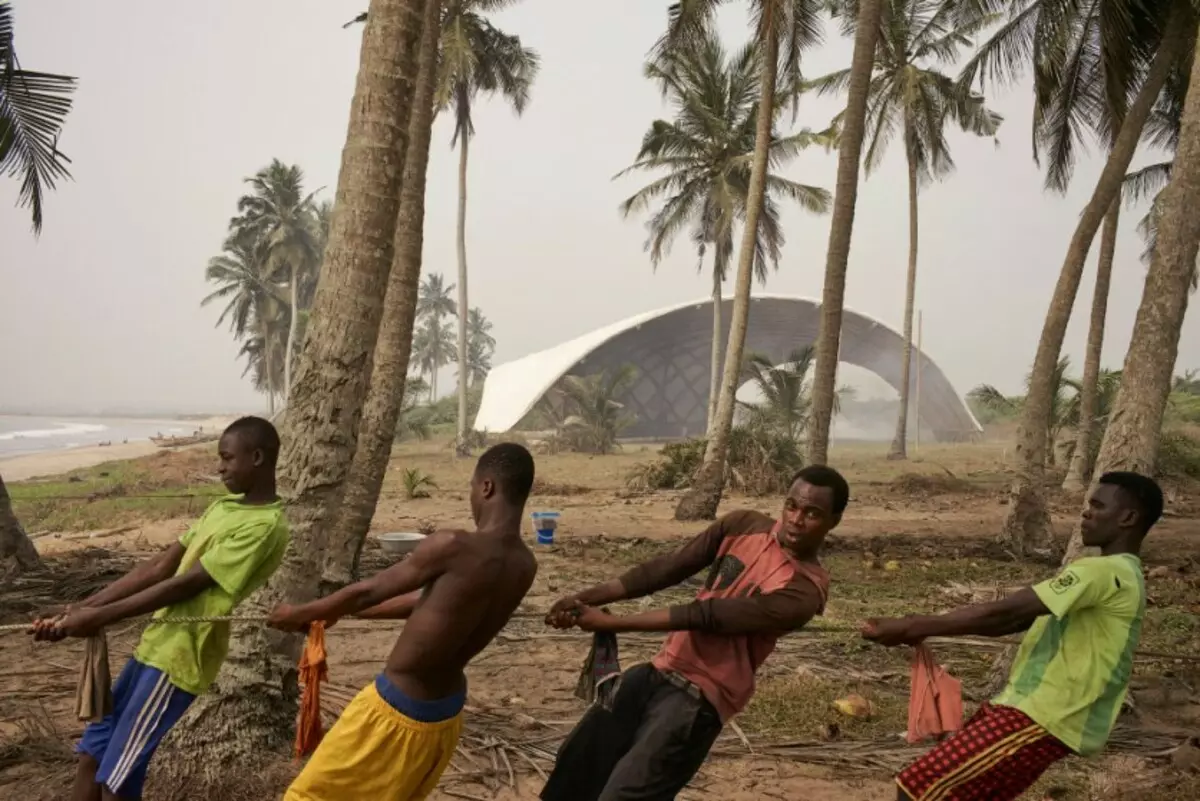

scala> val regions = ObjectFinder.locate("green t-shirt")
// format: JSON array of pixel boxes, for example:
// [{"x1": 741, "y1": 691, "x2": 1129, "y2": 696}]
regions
[
  {"x1": 993, "y1": 553, "x2": 1145, "y2": 756},
  {"x1": 134, "y1": 496, "x2": 290, "y2": 695}
]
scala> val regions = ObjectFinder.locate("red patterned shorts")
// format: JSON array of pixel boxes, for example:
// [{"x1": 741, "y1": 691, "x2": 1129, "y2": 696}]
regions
[{"x1": 897, "y1": 703, "x2": 1071, "y2": 801}]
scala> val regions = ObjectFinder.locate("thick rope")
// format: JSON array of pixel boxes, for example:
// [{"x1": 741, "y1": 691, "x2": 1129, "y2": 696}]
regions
[{"x1": 5, "y1": 616, "x2": 1200, "y2": 663}]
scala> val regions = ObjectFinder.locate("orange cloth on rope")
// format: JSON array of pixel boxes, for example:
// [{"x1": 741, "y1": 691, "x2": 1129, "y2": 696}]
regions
[
  {"x1": 907, "y1": 644, "x2": 963, "y2": 744},
  {"x1": 294, "y1": 621, "x2": 328, "y2": 760}
]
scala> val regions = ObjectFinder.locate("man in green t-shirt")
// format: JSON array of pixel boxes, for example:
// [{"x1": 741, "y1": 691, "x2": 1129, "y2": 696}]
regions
[
  {"x1": 862, "y1": 471, "x2": 1162, "y2": 801},
  {"x1": 30, "y1": 416, "x2": 290, "y2": 801}
]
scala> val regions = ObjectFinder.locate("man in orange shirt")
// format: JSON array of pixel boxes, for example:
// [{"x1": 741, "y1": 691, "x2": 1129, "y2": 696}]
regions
[{"x1": 542, "y1": 465, "x2": 849, "y2": 801}]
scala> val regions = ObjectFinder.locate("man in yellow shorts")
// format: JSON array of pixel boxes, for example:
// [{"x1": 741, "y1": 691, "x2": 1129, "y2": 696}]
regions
[{"x1": 268, "y1": 443, "x2": 538, "y2": 801}]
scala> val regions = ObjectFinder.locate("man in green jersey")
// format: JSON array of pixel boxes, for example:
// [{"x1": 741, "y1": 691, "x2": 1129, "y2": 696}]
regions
[
  {"x1": 863, "y1": 471, "x2": 1162, "y2": 801},
  {"x1": 30, "y1": 416, "x2": 290, "y2": 801}
]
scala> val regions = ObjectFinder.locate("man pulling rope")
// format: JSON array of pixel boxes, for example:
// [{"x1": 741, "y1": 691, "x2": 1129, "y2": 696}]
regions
[
  {"x1": 864, "y1": 472, "x2": 1164, "y2": 801},
  {"x1": 29, "y1": 417, "x2": 289, "y2": 801}
]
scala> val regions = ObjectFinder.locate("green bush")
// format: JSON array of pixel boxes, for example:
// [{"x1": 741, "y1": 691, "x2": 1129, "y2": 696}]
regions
[
  {"x1": 1158, "y1": 430, "x2": 1200, "y2": 480},
  {"x1": 626, "y1": 427, "x2": 804, "y2": 496},
  {"x1": 401, "y1": 468, "x2": 438, "y2": 499}
]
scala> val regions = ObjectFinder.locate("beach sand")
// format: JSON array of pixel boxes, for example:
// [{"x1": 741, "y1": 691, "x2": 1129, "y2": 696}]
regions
[
  {"x1": 0, "y1": 415, "x2": 234, "y2": 481},
  {"x1": 0, "y1": 441, "x2": 162, "y2": 481}
]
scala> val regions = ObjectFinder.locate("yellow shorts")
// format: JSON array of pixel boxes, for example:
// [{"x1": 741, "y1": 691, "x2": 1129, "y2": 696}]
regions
[{"x1": 284, "y1": 681, "x2": 463, "y2": 801}]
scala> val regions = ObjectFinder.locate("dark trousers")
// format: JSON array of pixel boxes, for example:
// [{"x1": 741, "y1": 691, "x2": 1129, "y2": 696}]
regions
[{"x1": 540, "y1": 664, "x2": 723, "y2": 801}]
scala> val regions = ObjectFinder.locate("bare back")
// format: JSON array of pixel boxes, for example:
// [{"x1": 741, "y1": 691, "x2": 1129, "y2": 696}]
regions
[{"x1": 384, "y1": 527, "x2": 536, "y2": 700}]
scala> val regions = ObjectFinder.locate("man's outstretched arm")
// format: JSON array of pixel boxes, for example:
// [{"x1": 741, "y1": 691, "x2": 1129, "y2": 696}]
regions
[
  {"x1": 863, "y1": 588, "x2": 1050, "y2": 647},
  {"x1": 569, "y1": 576, "x2": 823, "y2": 635},
  {"x1": 547, "y1": 512, "x2": 761, "y2": 626},
  {"x1": 269, "y1": 532, "x2": 459, "y2": 630},
  {"x1": 354, "y1": 591, "x2": 423, "y2": 620}
]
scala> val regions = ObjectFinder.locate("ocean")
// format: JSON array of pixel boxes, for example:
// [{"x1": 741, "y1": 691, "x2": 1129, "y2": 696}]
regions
[{"x1": 0, "y1": 415, "x2": 196, "y2": 459}]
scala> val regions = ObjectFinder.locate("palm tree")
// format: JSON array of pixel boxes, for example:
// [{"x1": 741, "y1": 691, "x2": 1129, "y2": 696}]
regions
[
  {"x1": 553, "y1": 365, "x2": 640, "y2": 454},
  {"x1": 663, "y1": 0, "x2": 830, "y2": 521},
  {"x1": 232, "y1": 159, "x2": 321, "y2": 403},
  {"x1": 956, "y1": 0, "x2": 1196, "y2": 551},
  {"x1": 328, "y1": 0, "x2": 444, "y2": 592},
  {"x1": 808, "y1": 0, "x2": 1001, "y2": 461},
  {"x1": 739, "y1": 348, "x2": 818, "y2": 442},
  {"x1": 412, "y1": 315, "x2": 457, "y2": 400},
  {"x1": 466, "y1": 307, "x2": 495, "y2": 385},
  {"x1": 805, "y1": 0, "x2": 885, "y2": 467},
  {"x1": 417, "y1": 271, "x2": 457, "y2": 321},
  {"x1": 201, "y1": 230, "x2": 287, "y2": 412},
  {"x1": 1, "y1": 2, "x2": 74, "y2": 575},
  {"x1": 438, "y1": 0, "x2": 539, "y2": 455},
  {"x1": 0, "y1": 2, "x2": 75, "y2": 234},
  {"x1": 618, "y1": 30, "x2": 832, "y2": 436},
  {"x1": 415, "y1": 271, "x2": 456, "y2": 399},
  {"x1": 1065, "y1": 42, "x2": 1200, "y2": 562},
  {"x1": 158, "y1": 0, "x2": 429, "y2": 779}
]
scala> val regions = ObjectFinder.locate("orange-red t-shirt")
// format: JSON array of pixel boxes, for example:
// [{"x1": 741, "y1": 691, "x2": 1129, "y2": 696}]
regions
[{"x1": 618, "y1": 510, "x2": 829, "y2": 721}]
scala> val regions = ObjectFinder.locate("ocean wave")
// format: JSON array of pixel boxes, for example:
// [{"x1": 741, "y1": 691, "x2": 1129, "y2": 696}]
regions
[{"x1": 0, "y1": 422, "x2": 108, "y2": 442}]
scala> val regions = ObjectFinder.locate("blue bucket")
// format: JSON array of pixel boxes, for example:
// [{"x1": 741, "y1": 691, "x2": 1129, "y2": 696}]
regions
[{"x1": 531, "y1": 511, "x2": 560, "y2": 545}]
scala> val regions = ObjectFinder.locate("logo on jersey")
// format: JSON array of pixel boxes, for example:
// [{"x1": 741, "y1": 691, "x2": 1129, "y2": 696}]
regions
[{"x1": 1048, "y1": 570, "x2": 1080, "y2": 595}]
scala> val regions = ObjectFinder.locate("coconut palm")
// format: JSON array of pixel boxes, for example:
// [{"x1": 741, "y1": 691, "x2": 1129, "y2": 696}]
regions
[
  {"x1": 739, "y1": 348, "x2": 818, "y2": 442},
  {"x1": 417, "y1": 271, "x2": 457, "y2": 321},
  {"x1": 466, "y1": 307, "x2": 495, "y2": 385},
  {"x1": 808, "y1": 0, "x2": 1000, "y2": 461},
  {"x1": 160, "y1": 0, "x2": 429, "y2": 779},
  {"x1": 329, "y1": 0, "x2": 444, "y2": 592},
  {"x1": 955, "y1": 0, "x2": 1197, "y2": 551},
  {"x1": 618, "y1": 30, "x2": 832, "y2": 437},
  {"x1": 1065, "y1": 43, "x2": 1200, "y2": 562},
  {"x1": 1, "y1": 2, "x2": 74, "y2": 575},
  {"x1": 232, "y1": 159, "x2": 321, "y2": 403},
  {"x1": 553, "y1": 364, "x2": 640, "y2": 454},
  {"x1": 805, "y1": 0, "x2": 885, "y2": 466},
  {"x1": 0, "y1": 2, "x2": 75, "y2": 234},
  {"x1": 438, "y1": 0, "x2": 539, "y2": 454},
  {"x1": 201, "y1": 230, "x2": 288, "y2": 412},
  {"x1": 661, "y1": 0, "x2": 833, "y2": 521},
  {"x1": 412, "y1": 315, "x2": 457, "y2": 400}
]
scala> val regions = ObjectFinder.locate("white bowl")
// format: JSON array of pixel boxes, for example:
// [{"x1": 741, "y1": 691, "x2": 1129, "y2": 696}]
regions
[{"x1": 377, "y1": 532, "x2": 426, "y2": 556}]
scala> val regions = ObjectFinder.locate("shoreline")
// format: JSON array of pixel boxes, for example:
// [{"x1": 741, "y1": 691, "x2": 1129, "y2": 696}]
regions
[
  {"x1": 0, "y1": 415, "x2": 234, "y2": 482},
  {"x1": 0, "y1": 441, "x2": 163, "y2": 482}
]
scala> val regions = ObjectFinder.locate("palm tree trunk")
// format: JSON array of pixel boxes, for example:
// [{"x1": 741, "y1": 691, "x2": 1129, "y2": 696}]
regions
[
  {"x1": 1063, "y1": 200, "x2": 1120, "y2": 492},
  {"x1": 0, "y1": 473, "x2": 41, "y2": 574},
  {"x1": 707, "y1": 268, "x2": 722, "y2": 437},
  {"x1": 455, "y1": 131, "x2": 471, "y2": 456},
  {"x1": 1062, "y1": 41, "x2": 1200, "y2": 563},
  {"x1": 325, "y1": 0, "x2": 442, "y2": 591},
  {"x1": 807, "y1": 0, "x2": 883, "y2": 465},
  {"x1": 262, "y1": 316, "x2": 276, "y2": 416},
  {"x1": 889, "y1": 135, "x2": 920, "y2": 461},
  {"x1": 284, "y1": 265, "x2": 299, "y2": 404},
  {"x1": 1000, "y1": 5, "x2": 1192, "y2": 554},
  {"x1": 150, "y1": 0, "x2": 427, "y2": 787},
  {"x1": 674, "y1": 22, "x2": 780, "y2": 522}
]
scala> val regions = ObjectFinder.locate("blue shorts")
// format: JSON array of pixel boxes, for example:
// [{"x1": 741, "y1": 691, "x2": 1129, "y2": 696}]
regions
[{"x1": 76, "y1": 658, "x2": 195, "y2": 799}]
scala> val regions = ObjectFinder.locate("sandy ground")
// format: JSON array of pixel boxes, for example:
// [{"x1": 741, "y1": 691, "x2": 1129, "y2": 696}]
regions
[
  {"x1": 0, "y1": 442, "x2": 161, "y2": 481},
  {"x1": 3, "y1": 440, "x2": 1198, "y2": 800}
]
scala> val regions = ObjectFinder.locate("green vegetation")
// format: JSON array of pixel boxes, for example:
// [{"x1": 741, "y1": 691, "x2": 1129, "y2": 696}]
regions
[
  {"x1": 536, "y1": 365, "x2": 640, "y2": 455},
  {"x1": 7, "y1": 452, "x2": 221, "y2": 531},
  {"x1": 400, "y1": 468, "x2": 437, "y2": 499}
]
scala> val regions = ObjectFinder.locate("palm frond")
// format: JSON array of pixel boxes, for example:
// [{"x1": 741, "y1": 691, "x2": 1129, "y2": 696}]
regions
[{"x1": 0, "y1": 3, "x2": 76, "y2": 233}]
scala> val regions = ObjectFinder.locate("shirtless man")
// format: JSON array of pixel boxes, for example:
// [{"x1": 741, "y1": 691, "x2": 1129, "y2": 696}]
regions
[{"x1": 267, "y1": 443, "x2": 538, "y2": 801}]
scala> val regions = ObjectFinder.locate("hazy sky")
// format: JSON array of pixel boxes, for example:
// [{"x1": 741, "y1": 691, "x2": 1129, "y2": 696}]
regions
[{"x1": 3, "y1": 0, "x2": 1197, "y2": 414}]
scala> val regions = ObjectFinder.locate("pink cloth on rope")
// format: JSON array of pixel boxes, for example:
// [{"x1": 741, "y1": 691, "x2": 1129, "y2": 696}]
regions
[{"x1": 907, "y1": 644, "x2": 963, "y2": 744}]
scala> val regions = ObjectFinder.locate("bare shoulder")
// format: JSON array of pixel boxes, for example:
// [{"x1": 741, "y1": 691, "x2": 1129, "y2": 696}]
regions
[{"x1": 411, "y1": 528, "x2": 471, "y2": 561}]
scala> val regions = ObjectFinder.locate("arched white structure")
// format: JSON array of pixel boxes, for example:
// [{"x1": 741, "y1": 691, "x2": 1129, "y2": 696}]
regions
[{"x1": 473, "y1": 295, "x2": 982, "y2": 441}]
